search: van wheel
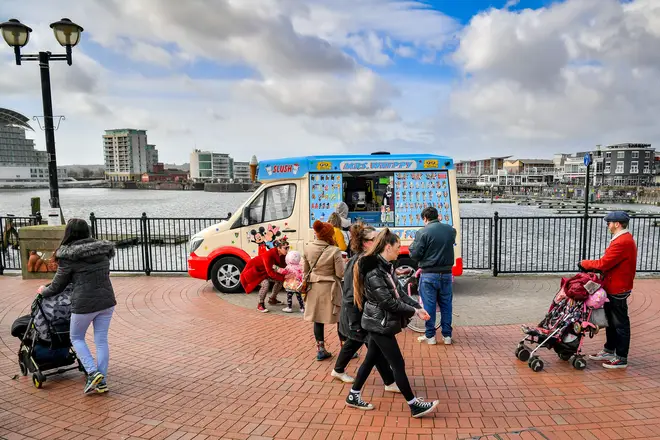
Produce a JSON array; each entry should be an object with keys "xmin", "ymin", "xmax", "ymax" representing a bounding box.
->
[{"xmin": 211, "ymin": 257, "xmax": 245, "ymax": 294}]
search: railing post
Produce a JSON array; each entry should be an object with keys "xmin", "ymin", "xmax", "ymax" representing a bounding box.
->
[
  {"xmin": 89, "ymin": 213, "xmax": 98, "ymax": 239},
  {"xmin": 0, "ymin": 217, "xmax": 5, "ymax": 276},
  {"xmin": 141, "ymin": 212, "xmax": 152, "ymax": 276},
  {"xmin": 492, "ymin": 211, "xmax": 499, "ymax": 277}
]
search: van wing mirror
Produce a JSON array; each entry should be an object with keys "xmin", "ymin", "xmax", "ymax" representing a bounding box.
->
[{"xmin": 242, "ymin": 206, "xmax": 250, "ymax": 226}]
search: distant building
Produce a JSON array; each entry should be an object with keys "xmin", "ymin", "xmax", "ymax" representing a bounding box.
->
[
  {"xmin": 0, "ymin": 108, "xmax": 67, "ymax": 182},
  {"xmin": 233, "ymin": 161, "xmax": 251, "ymax": 182},
  {"xmin": 555, "ymin": 143, "xmax": 656, "ymax": 186},
  {"xmin": 103, "ymin": 129, "xmax": 158, "ymax": 182},
  {"xmin": 455, "ymin": 156, "xmax": 510, "ymax": 177},
  {"xmin": 141, "ymin": 163, "xmax": 188, "ymax": 183},
  {"xmin": 145, "ymin": 144, "xmax": 159, "ymax": 173},
  {"xmin": 190, "ymin": 150, "xmax": 250, "ymax": 182}
]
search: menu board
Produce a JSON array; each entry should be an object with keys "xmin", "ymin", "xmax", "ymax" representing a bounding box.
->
[
  {"xmin": 309, "ymin": 173, "xmax": 343, "ymax": 226},
  {"xmin": 394, "ymin": 171, "xmax": 453, "ymax": 227}
]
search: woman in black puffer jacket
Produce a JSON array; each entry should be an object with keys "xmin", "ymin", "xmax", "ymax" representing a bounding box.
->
[
  {"xmin": 331, "ymin": 222, "xmax": 397, "ymax": 391},
  {"xmin": 38, "ymin": 219, "xmax": 116, "ymax": 395},
  {"xmin": 344, "ymin": 228, "xmax": 439, "ymax": 419}
]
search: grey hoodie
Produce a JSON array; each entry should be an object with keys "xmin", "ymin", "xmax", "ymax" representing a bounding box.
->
[{"xmin": 41, "ymin": 238, "xmax": 117, "ymax": 314}]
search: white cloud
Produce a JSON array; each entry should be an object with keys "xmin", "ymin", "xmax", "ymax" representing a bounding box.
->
[
  {"xmin": 2, "ymin": 0, "xmax": 660, "ymax": 167},
  {"xmin": 449, "ymin": 0, "xmax": 660, "ymax": 153}
]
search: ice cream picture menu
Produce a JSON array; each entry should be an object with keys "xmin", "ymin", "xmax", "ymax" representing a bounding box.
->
[{"xmin": 309, "ymin": 173, "xmax": 343, "ymax": 226}]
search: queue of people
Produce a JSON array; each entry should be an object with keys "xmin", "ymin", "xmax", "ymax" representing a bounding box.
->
[{"xmin": 236, "ymin": 201, "xmax": 644, "ymax": 419}]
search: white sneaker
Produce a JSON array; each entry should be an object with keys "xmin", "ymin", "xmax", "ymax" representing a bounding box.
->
[
  {"xmin": 300, "ymin": 308, "xmax": 305, "ymax": 314},
  {"xmin": 443, "ymin": 336, "xmax": 452, "ymax": 345},
  {"xmin": 282, "ymin": 307, "xmax": 293, "ymax": 313},
  {"xmin": 384, "ymin": 383, "xmax": 401, "ymax": 393},
  {"xmin": 417, "ymin": 335, "xmax": 437, "ymax": 345},
  {"xmin": 331, "ymin": 370, "xmax": 355, "ymax": 383}
]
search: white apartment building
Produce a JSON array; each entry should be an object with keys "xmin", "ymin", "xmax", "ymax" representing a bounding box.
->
[
  {"xmin": 190, "ymin": 150, "xmax": 246, "ymax": 182},
  {"xmin": 233, "ymin": 161, "xmax": 251, "ymax": 182},
  {"xmin": 103, "ymin": 129, "xmax": 158, "ymax": 181}
]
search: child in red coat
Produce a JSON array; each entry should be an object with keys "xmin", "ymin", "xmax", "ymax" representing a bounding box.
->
[{"xmin": 240, "ymin": 240, "xmax": 289, "ymax": 313}]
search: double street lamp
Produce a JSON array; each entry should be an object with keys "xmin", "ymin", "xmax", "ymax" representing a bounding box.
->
[{"xmin": 0, "ymin": 17, "xmax": 84, "ymax": 211}]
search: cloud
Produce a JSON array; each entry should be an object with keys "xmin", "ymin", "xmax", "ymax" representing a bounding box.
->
[
  {"xmin": 2, "ymin": 0, "xmax": 660, "ymax": 167},
  {"xmin": 240, "ymin": 69, "xmax": 398, "ymax": 118},
  {"xmin": 448, "ymin": 0, "xmax": 660, "ymax": 152}
]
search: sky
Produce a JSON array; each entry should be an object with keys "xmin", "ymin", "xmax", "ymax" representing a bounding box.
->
[{"xmin": 1, "ymin": 0, "xmax": 659, "ymax": 165}]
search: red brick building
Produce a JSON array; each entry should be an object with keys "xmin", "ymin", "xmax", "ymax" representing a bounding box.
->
[{"xmin": 141, "ymin": 163, "xmax": 188, "ymax": 182}]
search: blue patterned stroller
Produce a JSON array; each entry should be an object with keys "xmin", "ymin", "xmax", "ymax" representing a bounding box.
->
[{"xmin": 10, "ymin": 285, "xmax": 86, "ymax": 389}]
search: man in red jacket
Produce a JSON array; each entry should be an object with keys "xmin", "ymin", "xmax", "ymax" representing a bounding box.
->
[{"xmin": 580, "ymin": 211, "xmax": 637, "ymax": 369}]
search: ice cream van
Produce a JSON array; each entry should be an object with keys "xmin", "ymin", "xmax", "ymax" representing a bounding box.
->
[{"xmin": 188, "ymin": 153, "xmax": 462, "ymax": 293}]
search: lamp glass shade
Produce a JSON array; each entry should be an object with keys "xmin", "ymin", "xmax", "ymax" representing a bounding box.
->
[
  {"xmin": 0, "ymin": 19, "xmax": 31, "ymax": 47},
  {"xmin": 50, "ymin": 18, "xmax": 83, "ymax": 47}
]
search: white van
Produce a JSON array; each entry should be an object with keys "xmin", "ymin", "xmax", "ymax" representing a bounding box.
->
[{"xmin": 188, "ymin": 153, "xmax": 462, "ymax": 293}]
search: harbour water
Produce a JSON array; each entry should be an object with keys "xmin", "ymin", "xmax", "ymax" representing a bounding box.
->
[{"xmin": 2, "ymin": 188, "xmax": 660, "ymax": 219}]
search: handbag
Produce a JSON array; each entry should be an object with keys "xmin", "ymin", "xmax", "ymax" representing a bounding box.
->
[
  {"xmin": 589, "ymin": 307, "xmax": 609, "ymax": 328},
  {"xmin": 301, "ymin": 246, "xmax": 329, "ymax": 300}
]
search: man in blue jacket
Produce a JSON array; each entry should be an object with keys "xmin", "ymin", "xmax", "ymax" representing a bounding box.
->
[{"xmin": 409, "ymin": 207, "xmax": 456, "ymax": 345}]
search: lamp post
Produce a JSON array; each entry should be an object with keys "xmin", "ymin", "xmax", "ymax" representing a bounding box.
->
[
  {"xmin": 0, "ymin": 18, "xmax": 84, "ymax": 213},
  {"xmin": 581, "ymin": 152, "xmax": 593, "ymax": 260}
]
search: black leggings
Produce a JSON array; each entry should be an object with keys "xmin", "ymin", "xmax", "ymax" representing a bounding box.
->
[
  {"xmin": 334, "ymin": 338, "xmax": 395, "ymax": 387},
  {"xmin": 314, "ymin": 323, "xmax": 346, "ymax": 343},
  {"xmin": 351, "ymin": 333, "xmax": 415, "ymax": 401}
]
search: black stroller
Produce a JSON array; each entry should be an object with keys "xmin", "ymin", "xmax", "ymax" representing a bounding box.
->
[{"xmin": 10, "ymin": 285, "xmax": 85, "ymax": 389}]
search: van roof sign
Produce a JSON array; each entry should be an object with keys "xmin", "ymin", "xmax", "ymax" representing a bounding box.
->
[{"xmin": 257, "ymin": 154, "xmax": 453, "ymax": 181}]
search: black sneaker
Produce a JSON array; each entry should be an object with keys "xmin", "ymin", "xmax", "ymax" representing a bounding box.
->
[
  {"xmin": 346, "ymin": 392, "xmax": 374, "ymax": 410},
  {"xmin": 84, "ymin": 372, "xmax": 104, "ymax": 394},
  {"xmin": 410, "ymin": 398, "xmax": 439, "ymax": 418}
]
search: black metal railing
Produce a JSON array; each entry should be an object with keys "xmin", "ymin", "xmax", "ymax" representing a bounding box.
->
[
  {"xmin": 89, "ymin": 213, "xmax": 226, "ymax": 274},
  {"xmin": 0, "ymin": 214, "xmax": 41, "ymax": 274},
  {"xmin": 461, "ymin": 217, "xmax": 492, "ymax": 270},
  {"xmin": 2, "ymin": 213, "xmax": 659, "ymax": 276},
  {"xmin": 493, "ymin": 213, "xmax": 660, "ymax": 275}
]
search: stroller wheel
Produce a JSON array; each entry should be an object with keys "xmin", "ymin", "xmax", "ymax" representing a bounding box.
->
[
  {"xmin": 529, "ymin": 357, "xmax": 544, "ymax": 372},
  {"xmin": 572, "ymin": 356, "xmax": 587, "ymax": 370},
  {"xmin": 517, "ymin": 347, "xmax": 531, "ymax": 362},
  {"xmin": 18, "ymin": 354, "xmax": 28, "ymax": 376},
  {"xmin": 32, "ymin": 372, "xmax": 45, "ymax": 389}
]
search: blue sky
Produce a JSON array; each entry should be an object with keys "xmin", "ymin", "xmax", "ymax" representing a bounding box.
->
[{"xmin": 1, "ymin": 0, "xmax": 658, "ymax": 165}]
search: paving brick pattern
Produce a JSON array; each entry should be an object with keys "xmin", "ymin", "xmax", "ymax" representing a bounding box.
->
[{"xmin": 1, "ymin": 276, "xmax": 660, "ymax": 440}]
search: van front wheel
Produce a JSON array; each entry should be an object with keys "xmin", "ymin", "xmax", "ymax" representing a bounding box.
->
[{"xmin": 211, "ymin": 257, "xmax": 245, "ymax": 294}]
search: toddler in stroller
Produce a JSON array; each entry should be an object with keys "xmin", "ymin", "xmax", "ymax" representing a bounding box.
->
[
  {"xmin": 515, "ymin": 269, "xmax": 608, "ymax": 372},
  {"xmin": 10, "ymin": 284, "xmax": 86, "ymax": 389}
]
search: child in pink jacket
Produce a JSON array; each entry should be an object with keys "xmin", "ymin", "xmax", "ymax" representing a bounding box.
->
[{"xmin": 274, "ymin": 251, "xmax": 305, "ymax": 313}]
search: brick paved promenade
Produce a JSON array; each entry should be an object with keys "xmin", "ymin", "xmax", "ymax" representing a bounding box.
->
[{"xmin": 1, "ymin": 275, "xmax": 660, "ymax": 440}]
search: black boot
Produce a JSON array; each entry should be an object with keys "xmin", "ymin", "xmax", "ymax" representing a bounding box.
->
[{"xmin": 316, "ymin": 341, "xmax": 332, "ymax": 361}]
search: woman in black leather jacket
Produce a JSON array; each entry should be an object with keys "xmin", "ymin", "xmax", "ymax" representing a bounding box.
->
[{"xmin": 345, "ymin": 228, "xmax": 440, "ymax": 418}]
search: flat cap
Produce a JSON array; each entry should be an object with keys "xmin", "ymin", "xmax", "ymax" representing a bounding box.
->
[{"xmin": 604, "ymin": 211, "xmax": 630, "ymax": 223}]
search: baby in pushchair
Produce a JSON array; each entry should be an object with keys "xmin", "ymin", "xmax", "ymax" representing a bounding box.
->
[
  {"xmin": 515, "ymin": 269, "xmax": 609, "ymax": 372},
  {"xmin": 10, "ymin": 284, "xmax": 86, "ymax": 389}
]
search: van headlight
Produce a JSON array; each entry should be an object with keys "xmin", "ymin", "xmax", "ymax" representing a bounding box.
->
[{"xmin": 189, "ymin": 235, "xmax": 204, "ymax": 254}]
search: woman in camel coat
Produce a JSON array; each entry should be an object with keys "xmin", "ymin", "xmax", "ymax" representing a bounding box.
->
[{"xmin": 304, "ymin": 220, "xmax": 345, "ymax": 361}]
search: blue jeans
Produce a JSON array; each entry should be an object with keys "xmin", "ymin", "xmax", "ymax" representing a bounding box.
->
[
  {"xmin": 70, "ymin": 307, "xmax": 115, "ymax": 377},
  {"xmin": 419, "ymin": 273, "xmax": 453, "ymax": 338}
]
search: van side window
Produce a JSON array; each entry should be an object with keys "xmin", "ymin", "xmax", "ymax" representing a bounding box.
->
[
  {"xmin": 245, "ymin": 192, "xmax": 265, "ymax": 225},
  {"xmin": 264, "ymin": 184, "xmax": 297, "ymax": 222},
  {"xmin": 243, "ymin": 184, "xmax": 296, "ymax": 226}
]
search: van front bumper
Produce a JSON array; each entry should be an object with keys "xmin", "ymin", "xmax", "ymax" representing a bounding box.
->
[{"xmin": 187, "ymin": 253, "xmax": 210, "ymax": 280}]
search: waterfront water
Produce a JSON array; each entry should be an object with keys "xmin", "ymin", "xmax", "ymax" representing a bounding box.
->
[{"xmin": 2, "ymin": 188, "xmax": 660, "ymax": 218}]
